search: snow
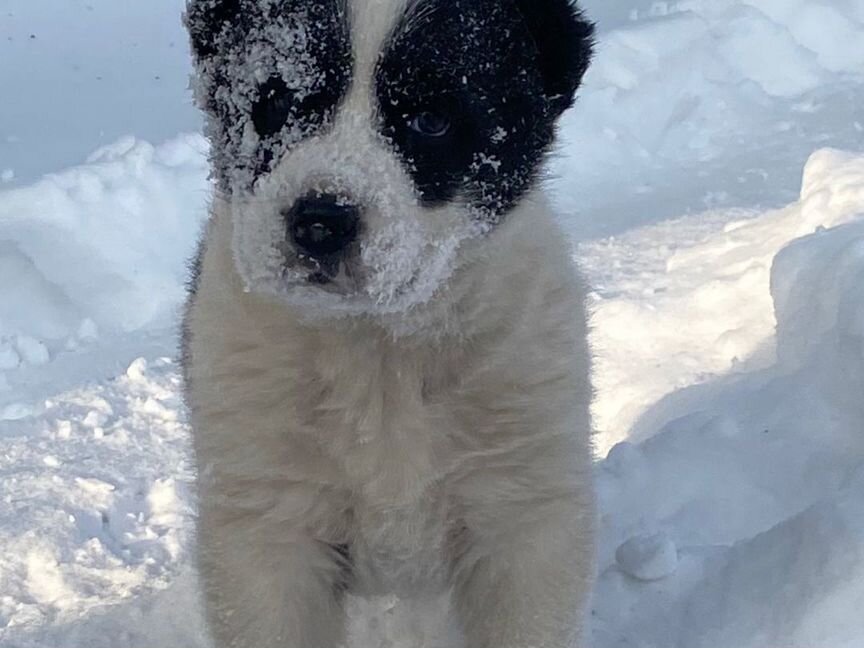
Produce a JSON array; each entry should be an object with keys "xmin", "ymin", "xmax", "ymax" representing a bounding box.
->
[
  {"xmin": 0, "ymin": 342, "xmax": 21, "ymax": 372},
  {"xmin": 558, "ymin": 0, "xmax": 864, "ymax": 238},
  {"xmin": 614, "ymin": 531, "xmax": 679, "ymax": 582},
  {"xmin": 1, "ymin": 0, "xmax": 864, "ymax": 647},
  {"xmin": 590, "ymin": 152, "xmax": 864, "ymax": 647},
  {"xmin": 0, "ymin": 135, "xmax": 209, "ymax": 345},
  {"xmin": 14, "ymin": 337, "xmax": 51, "ymax": 367},
  {"xmin": 587, "ymin": 147, "xmax": 864, "ymax": 449},
  {"xmin": 0, "ymin": 357, "xmax": 197, "ymax": 644}
]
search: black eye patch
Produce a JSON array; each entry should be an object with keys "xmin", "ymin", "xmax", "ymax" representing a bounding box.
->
[
  {"xmin": 379, "ymin": 90, "xmax": 479, "ymax": 205},
  {"xmin": 251, "ymin": 76, "xmax": 341, "ymax": 140},
  {"xmin": 186, "ymin": 0, "xmax": 353, "ymax": 192},
  {"xmin": 252, "ymin": 77, "xmax": 296, "ymax": 139},
  {"xmin": 376, "ymin": 2, "xmax": 551, "ymax": 215},
  {"xmin": 376, "ymin": 0, "xmax": 594, "ymax": 219}
]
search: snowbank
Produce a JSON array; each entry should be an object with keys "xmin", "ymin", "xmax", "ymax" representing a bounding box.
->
[
  {"xmin": 557, "ymin": 0, "xmax": 864, "ymax": 237},
  {"xmin": 587, "ymin": 148, "xmax": 864, "ymax": 449},
  {"xmin": 0, "ymin": 135, "xmax": 209, "ymax": 357},
  {"xmin": 773, "ymin": 226, "xmax": 864, "ymax": 375},
  {"xmin": 591, "ymin": 151, "xmax": 864, "ymax": 647}
]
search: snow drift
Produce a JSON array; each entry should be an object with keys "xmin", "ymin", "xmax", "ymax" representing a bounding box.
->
[
  {"xmin": 591, "ymin": 149, "xmax": 864, "ymax": 648},
  {"xmin": 0, "ymin": 136, "xmax": 209, "ymax": 352},
  {"xmin": 588, "ymin": 148, "xmax": 864, "ymax": 449},
  {"xmin": 557, "ymin": 0, "xmax": 864, "ymax": 237}
]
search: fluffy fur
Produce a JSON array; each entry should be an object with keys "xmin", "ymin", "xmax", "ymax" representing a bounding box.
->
[{"xmin": 183, "ymin": 1, "xmax": 597, "ymax": 646}]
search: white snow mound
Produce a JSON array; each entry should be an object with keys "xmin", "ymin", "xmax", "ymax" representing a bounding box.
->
[
  {"xmin": 590, "ymin": 149, "xmax": 864, "ymax": 647},
  {"xmin": 0, "ymin": 135, "xmax": 209, "ymax": 347}
]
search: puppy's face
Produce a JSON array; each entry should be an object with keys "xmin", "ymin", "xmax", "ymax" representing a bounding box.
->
[{"xmin": 186, "ymin": 0, "xmax": 593, "ymax": 317}]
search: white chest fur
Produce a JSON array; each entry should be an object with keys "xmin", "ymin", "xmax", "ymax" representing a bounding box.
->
[{"xmin": 185, "ymin": 197, "xmax": 594, "ymax": 606}]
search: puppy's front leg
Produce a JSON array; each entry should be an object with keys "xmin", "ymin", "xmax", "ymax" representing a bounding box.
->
[
  {"xmin": 453, "ymin": 496, "xmax": 595, "ymax": 648},
  {"xmin": 198, "ymin": 505, "xmax": 348, "ymax": 648}
]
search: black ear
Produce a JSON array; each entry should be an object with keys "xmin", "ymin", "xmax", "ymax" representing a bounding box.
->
[
  {"xmin": 512, "ymin": 0, "xmax": 595, "ymax": 116},
  {"xmin": 184, "ymin": 0, "xmax": 244, "ymax": 60}
]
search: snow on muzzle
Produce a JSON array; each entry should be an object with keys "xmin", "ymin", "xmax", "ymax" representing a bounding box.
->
[{"xmin": 230, "ymin": 113, "xmax": 485, "ymax": 316}]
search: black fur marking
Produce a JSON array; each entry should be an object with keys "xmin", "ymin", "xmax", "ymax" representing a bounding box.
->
[
  {"xmin": 185, "ymin": 0, "xmax": 245, "ymax": 59},
  {"xmin": 185, "ymin": 0, "xmax": 352, "ymax": 191},
  {"xmin": 185, "ymin": 231, "xmax": 207, "ymax": 298},
  {"xmin": 178, "ymin": 233, "xmax": 208, "ymax": 392},
  {"xmin": 330, "ymin": 542, "xmax": 353, "ymax": 594},
  {"xmin": 376, "ymin": 0, "xmax": 594, "ymax": 215},
  {"xmin": 511, "ymin": 0, "xmax": 595, "ymax": 115}
]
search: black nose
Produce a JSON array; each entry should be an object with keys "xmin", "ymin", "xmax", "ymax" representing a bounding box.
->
[{"xmin": 287, "ymin": 194, "xmax": 360, "ymax": 258}]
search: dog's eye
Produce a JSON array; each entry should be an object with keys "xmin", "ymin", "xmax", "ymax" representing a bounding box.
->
[
  {"xmin": 408, "ymin": 111, "xmax": 451, "ymax": 138},
  {"xmin": 252, "ymin": 78, "xmax": 296, "ymax": 139}
]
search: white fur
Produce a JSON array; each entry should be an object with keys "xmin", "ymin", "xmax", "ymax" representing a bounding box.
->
[
  {"xmin": 185, "ymin": 1, "xmax": 596, "ymax": 646},
  {"xmin": 349, "ymin": 0, "xmax": 410, "ymax": 75},
  {"xmin": 187, "ymin": 194, "xmax": 595, "ymax": 647}
]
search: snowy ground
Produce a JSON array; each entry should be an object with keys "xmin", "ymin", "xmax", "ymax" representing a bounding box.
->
[{"xmin": 2, "ymin": 0, "xmax": 864, "ymax": 647}]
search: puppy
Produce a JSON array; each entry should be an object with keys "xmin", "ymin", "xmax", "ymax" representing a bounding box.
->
[{"xmin": 182, "ymin": 1, "xmax": 596, "ymax": 646}]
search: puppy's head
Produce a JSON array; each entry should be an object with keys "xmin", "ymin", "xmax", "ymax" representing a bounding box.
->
[{"xmin": 186, "ymin": 0, "xmax": 594, "ymax": 317}]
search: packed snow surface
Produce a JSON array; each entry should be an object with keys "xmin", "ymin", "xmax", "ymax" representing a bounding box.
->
[{"xmin": 2, "ymin": 0, "xmax": 864, "ymax": 647}]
